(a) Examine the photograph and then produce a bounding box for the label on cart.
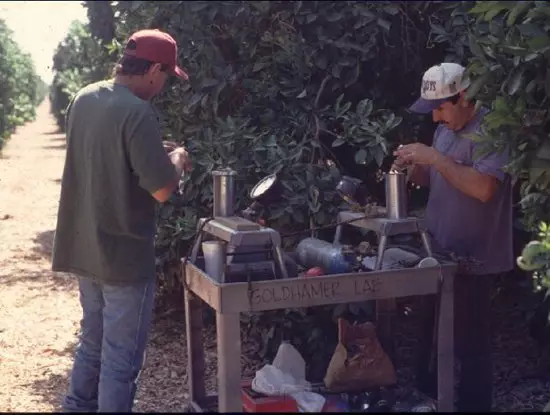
[249,275,383,306]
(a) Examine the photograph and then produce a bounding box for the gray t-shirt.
[52,80,178,285]
[425,109,513,275]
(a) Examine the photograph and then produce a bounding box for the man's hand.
[393,143,441,166]
[169,147,192,175]
[163,140,178,153]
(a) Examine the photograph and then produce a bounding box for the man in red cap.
[52,29,191,412]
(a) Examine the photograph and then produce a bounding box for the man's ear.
[458,90,470,107]
[149,63,163,76]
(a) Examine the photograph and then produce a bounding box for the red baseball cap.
[123,29,189,80]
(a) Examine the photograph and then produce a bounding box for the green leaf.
[383,4,400,16]
[250,1,270,13]
[468,36,485,59]
[506,1,532,25]
[485,7,506,21]
[373,146,385,167]
[326,13,343,22]
[377,18,391,32]
[518,23,546,38]
[332,137,346,147]
[190,2,210,12]
[354,148,367,165]
[536,141,550,160]
[501,45,529,56]
[356,99,373,118]
[527,36,550,51]
[469,2,494,14]
[315,54,328,70]
[252,62,270,72]
[430,23,447,36]
[306,14,317,24]
[466,72,491,101]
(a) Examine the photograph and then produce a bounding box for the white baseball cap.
[409,62,471,113]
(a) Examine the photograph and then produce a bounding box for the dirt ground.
[0,101,549,412]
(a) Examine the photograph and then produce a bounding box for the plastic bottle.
[295,238,353,274]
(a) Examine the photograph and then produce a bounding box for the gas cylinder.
[295,238,353,274]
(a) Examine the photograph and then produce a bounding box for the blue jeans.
[62,277,155,413]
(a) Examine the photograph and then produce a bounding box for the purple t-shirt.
[425,109,514,275]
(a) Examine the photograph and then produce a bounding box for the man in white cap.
[393,62,513,411]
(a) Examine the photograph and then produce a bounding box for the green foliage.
[517,222,550,290]
[0,19,44,150]
[49,20,115,130]
[109,0,449,272]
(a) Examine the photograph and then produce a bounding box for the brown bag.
[324,319,397,393]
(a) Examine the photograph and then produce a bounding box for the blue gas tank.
[295,237,353,274]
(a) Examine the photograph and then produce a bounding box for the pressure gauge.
[250,174,278,200]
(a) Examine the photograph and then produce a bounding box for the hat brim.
[408,97,447,114]
[173,65,189,80]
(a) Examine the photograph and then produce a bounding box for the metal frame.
[333,210,435,358]
[182,260,456,413]
[189,218,289,279]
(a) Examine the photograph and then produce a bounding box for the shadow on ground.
[32,230,55,260]
[43,143,66,150]
[0,230,76,291]
[28,339,77,411]
[42,129,63,135]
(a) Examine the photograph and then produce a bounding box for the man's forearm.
[432,153,496,202]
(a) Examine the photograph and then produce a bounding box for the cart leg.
[273,245,289,279]
[374,235,395,358]
[420,230,433,257]
[333,224,343,245]
[190,231,204,263]
[217,312,242,413]
[437,272,454,412]
[185,289,206,404]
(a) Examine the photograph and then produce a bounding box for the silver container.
[212,168,237,217]
[295,237,352,274]
[385,171,408,219]
[202,240,226,282]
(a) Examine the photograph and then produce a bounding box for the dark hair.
[445,93,461,105]
[113,41,170,77]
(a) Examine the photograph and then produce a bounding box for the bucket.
[202,240,226,282]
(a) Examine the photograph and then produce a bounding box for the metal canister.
[385,171,408,219]
[295,238,353,274]
[212,168,237,217]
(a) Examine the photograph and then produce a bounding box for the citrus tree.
[0,18,45,150]
[50,20,114,130]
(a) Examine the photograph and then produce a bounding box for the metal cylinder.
[212,168,237,217]
[202,240,226,282]
[385,171,408,219]
[295,237,352,274]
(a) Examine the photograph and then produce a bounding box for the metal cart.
[182,260,456,413]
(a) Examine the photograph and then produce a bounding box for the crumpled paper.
[251,342,326,412]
